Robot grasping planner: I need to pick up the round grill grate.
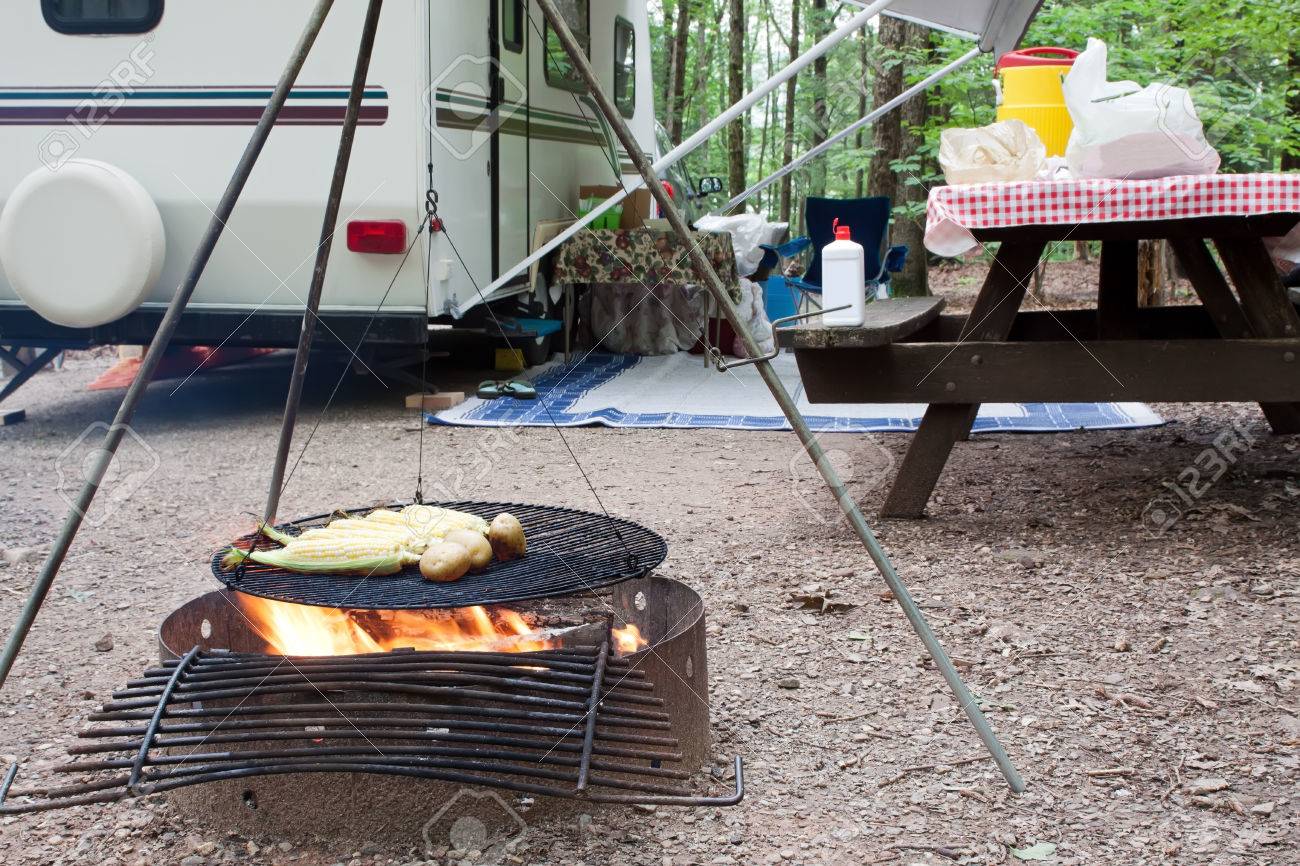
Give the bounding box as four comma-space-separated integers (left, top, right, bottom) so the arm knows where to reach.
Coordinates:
211, 501, 667, 610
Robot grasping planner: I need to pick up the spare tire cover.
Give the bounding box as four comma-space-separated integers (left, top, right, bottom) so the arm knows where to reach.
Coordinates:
0, 160, 165, 328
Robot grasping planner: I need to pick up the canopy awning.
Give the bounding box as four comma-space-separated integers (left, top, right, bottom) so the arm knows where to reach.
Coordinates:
880, 0, 1044, 56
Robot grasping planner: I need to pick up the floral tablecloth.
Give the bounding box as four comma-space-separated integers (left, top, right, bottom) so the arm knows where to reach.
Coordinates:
551, 228, 742, 303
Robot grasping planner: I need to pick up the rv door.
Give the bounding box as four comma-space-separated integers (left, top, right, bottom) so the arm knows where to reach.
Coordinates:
493, 0, 530, 284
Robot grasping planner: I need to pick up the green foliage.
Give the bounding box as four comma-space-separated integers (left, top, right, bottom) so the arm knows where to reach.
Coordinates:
649, 0, 1298, 220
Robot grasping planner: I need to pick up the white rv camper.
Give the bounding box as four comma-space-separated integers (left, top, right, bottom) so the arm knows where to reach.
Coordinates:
0, 0, 661, 366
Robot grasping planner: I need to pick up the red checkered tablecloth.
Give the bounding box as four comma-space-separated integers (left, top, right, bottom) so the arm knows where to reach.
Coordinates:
925, 173, 1300, 260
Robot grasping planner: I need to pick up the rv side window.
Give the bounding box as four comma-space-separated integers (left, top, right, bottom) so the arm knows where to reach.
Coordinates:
502, 0, 523, 53
613, 17, 636, 118
42, 0, 164, 34
543, 0, 590, 92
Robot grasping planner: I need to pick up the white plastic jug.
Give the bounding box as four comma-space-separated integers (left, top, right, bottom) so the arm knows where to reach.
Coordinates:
820, 219, 866, 327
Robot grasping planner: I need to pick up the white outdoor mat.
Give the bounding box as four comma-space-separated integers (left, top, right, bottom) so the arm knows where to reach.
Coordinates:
431, 352, 1163, 432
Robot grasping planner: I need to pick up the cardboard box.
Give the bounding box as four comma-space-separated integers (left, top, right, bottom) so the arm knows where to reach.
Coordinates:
578, 185, 651, 230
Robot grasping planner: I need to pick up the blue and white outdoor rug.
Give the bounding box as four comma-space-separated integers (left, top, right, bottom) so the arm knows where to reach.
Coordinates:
431, 351, 1163, 433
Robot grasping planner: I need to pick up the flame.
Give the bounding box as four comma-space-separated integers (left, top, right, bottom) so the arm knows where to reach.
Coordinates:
613, 624, 648, 655
236, 594, 557, 657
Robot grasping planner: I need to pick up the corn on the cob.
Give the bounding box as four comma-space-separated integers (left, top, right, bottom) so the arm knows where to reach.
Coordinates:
225, 505, 486, 576
308, 530, 431, 556
397, 504, 489, 538
297, 521, 417, 542
222, 545, 419, 576
362, 505, 488, 538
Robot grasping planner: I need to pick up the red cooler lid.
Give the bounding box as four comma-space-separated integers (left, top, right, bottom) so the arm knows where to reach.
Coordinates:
996, 46, 1078, 73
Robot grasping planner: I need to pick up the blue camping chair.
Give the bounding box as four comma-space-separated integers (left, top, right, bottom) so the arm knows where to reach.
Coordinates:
759, 196, 908, 314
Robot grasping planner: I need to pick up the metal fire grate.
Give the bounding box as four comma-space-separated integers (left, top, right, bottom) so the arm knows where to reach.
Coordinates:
210, 501, 668, 610
0, 644, 742, 814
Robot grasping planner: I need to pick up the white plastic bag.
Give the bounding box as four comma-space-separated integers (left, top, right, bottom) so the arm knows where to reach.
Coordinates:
693, 213, 789, 277
730, 277, 775, 359
939, 120, 1047, 185
1062, 38, 1220, 179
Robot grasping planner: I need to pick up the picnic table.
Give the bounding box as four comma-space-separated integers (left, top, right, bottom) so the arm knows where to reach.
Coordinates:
782, 173, 1300, 518
550, 227, 741, 362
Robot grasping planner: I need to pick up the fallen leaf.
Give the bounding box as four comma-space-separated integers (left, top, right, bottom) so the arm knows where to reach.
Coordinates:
790, 589, 857, 615
1011, 842, 1056, 861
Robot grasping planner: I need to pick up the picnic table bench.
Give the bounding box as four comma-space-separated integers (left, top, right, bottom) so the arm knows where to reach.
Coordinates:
782, 173, 1300, 518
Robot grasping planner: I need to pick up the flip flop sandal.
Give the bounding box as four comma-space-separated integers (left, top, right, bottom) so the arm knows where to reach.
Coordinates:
476, 379, 538, 401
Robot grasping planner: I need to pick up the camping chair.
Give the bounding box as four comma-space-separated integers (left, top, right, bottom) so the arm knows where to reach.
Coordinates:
760, 196, 909, 313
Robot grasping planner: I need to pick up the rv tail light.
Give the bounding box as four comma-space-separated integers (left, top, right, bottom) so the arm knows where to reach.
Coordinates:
347, 220, 407, 254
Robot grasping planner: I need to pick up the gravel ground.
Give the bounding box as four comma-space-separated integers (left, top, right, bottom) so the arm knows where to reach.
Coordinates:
0, 308, 1296, 865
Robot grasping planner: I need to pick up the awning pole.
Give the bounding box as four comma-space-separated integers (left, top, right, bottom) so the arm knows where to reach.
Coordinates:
263, 0, 384, 522
535, 0, 1025, 793
713, 46, 983, 215
480, 0, 901, 298
0, 0, 340, 691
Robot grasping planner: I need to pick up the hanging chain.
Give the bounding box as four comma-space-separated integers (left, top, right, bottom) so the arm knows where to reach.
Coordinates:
415, 164, 441, 506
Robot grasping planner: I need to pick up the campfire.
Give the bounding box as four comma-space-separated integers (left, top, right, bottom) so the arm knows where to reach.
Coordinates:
0, 497, 736, 831
237, 594, 648, 657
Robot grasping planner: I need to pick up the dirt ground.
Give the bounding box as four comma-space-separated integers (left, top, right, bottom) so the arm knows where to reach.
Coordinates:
0, 268, 1296, 865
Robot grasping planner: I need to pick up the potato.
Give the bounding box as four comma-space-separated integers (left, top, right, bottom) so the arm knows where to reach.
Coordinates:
488, 513, 527, 562
445, 528, 492, 572
419, 542, 472, 583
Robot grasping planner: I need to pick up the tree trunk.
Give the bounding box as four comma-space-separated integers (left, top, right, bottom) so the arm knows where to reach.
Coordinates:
661, 1, 676, 112
889, 22, 932, 297
755, 10, 775, 212
726, 0, 746, 212
855, 28, 870, 197
1137, 240, 1175, 307
1284, 46, 1299, 171
665, 0, 693, 143
778, 0, 801, 225
865, 16, 906, 205
807, 0, 829, 197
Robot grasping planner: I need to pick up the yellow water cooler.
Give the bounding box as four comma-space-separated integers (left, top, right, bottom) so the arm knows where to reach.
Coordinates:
995, 46, 1078, 157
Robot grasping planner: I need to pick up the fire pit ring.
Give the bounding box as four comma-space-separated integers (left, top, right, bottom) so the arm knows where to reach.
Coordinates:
145, 575, 725, 841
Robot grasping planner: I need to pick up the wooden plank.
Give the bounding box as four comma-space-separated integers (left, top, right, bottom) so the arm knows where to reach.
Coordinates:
1214, 238, 1300, 433
1172, 237, 1300, 432
779, 297, 946, 349
1170, 238, 1252, 338
915, 306, 1224, 343
794, 338, 1300, 404
405, 392, 466, 411
1097, 240, 1139, 338
882, 404, 977, 518
970, 214, 1299, 244
880, 240, 1046, 519
957, 242, 1047, 340
1215, 239, 1300, 338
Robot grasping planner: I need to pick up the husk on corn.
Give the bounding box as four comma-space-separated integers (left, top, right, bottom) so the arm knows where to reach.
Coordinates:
222, 505, 489, 576
222, 546, 419, 576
